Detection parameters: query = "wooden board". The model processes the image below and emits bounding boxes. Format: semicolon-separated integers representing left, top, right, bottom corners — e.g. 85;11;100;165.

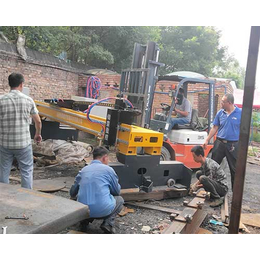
196;228;212;234
121;186;188;202
221;195;229;223
125;202;181;215
195;190;209;198
241;214;260;228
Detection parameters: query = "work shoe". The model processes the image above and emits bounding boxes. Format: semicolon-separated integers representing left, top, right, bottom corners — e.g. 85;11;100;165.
79;219;93;232
209;198;224;208
100;224;116;234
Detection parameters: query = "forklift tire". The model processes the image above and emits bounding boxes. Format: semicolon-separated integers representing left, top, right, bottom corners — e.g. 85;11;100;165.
160;146;171;161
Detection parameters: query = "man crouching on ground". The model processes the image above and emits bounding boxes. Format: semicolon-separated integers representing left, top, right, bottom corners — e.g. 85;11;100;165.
190;145;228;207
70;146;124;234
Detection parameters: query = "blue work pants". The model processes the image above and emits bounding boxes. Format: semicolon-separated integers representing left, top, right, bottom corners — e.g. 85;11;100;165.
0;145;33;189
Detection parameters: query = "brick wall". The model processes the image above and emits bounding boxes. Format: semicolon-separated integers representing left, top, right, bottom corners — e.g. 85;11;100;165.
0;51;79;100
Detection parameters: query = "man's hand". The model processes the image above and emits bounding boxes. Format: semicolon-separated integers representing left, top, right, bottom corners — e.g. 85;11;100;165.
203;140;209;150
34;134;42;144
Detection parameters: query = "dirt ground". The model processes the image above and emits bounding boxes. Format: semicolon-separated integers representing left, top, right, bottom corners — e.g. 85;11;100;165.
9;136;260;234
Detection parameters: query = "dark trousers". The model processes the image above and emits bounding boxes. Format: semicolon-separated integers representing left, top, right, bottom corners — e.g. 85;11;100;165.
211;139;238;190
196;171;228;199
102;196;124;227
81;196;124;228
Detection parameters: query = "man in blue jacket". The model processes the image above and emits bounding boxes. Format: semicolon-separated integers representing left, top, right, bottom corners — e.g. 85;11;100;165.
70;146;124;234
203;93;242;190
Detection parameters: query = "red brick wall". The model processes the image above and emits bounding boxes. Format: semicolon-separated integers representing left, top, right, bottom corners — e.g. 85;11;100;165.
0;53;79;100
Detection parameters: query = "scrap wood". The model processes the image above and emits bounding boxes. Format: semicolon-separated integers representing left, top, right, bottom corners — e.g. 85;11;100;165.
239;221;250;233
118;206;135;217
196;228;212;234
221;195;229;224
240;213;260;228
121;186;188;202
125;202;181;215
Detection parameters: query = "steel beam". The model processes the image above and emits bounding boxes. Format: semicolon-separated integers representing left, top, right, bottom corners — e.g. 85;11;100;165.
229;26;260;234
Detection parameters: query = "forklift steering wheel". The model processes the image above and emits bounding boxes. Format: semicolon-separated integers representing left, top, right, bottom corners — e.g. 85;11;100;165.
160;103;171;111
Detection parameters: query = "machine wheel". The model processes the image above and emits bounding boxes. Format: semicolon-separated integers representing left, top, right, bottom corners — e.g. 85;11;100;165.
167;178;176;187
160;146;171;161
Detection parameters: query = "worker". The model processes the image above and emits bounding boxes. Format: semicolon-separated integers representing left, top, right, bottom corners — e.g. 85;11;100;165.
203;93;242;190
0;73;42;189
190;145;228;207
169;87;192;130
70;146;124;234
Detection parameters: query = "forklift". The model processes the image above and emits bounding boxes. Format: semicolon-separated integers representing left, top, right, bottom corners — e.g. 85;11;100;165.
149;75;215;169
120;42;216;169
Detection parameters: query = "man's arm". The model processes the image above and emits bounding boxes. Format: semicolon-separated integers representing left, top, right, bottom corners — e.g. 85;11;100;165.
109;168;121;196
203;125;219;149
70;171;82;199
31;113;42;144
174;107;188;117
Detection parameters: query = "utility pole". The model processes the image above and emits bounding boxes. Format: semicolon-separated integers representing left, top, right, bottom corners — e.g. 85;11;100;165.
228;26;260;234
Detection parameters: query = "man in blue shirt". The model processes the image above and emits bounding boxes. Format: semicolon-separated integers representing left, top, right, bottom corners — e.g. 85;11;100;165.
203;93;242;190
70;146;124;234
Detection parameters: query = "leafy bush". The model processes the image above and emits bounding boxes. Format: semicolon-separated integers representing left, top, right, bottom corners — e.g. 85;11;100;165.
252;132;260;143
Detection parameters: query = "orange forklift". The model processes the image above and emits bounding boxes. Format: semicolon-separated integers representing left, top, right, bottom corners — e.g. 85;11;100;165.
149;75;216;169
119;41;215;169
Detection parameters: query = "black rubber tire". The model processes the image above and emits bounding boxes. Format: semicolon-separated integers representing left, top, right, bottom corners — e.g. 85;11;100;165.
160;146;171;161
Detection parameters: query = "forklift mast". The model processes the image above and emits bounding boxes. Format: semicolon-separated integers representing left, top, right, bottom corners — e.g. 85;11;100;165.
119;41;164;128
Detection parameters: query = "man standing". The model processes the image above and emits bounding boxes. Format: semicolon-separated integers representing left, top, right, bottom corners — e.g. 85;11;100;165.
0;73;42;189
203;93;242;190
70;146;124;234
190;145;228;207
169;87;192;129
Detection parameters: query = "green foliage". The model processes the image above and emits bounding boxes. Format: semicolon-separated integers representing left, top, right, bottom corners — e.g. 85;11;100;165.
158;26;226;76
252;112;260;127
252;132;260;143
213;54;245;89
0;26;245;81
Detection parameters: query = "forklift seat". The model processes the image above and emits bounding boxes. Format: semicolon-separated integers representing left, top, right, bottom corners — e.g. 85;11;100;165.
172;109;198;130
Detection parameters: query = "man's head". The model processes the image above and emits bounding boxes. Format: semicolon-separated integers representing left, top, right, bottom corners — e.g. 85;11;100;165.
176;87;184;105
8;73;24;90
221;93;234;110
93;146;109;165
179;88;184;95
191;145;205;163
